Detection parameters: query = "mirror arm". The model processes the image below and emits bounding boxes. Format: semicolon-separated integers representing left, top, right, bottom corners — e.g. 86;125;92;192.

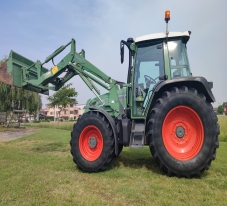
127;50;132;83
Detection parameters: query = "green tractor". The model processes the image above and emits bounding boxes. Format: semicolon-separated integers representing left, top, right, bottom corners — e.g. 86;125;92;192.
0;11;219;177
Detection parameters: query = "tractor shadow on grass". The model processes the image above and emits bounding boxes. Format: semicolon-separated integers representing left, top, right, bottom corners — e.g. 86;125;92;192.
108;148;163;175
108;148;210;178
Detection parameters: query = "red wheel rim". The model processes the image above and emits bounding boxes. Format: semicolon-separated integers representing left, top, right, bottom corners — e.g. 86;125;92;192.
162;106;204;161
79;125;103;161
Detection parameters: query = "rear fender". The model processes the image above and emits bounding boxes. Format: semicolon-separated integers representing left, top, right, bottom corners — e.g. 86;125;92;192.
153;77;215;102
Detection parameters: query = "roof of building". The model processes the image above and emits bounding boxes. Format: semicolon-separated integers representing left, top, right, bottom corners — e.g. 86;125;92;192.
134;31;190;43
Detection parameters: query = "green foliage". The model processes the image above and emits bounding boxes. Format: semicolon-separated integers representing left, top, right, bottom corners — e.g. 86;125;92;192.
217;105;224;115
26;92;42;115
0;82;42;115
47;83;77;109
218;116;227;142
33;120;41;123
0;57;42;115
39;116;54;122
47;83;77;122
60;116;69;121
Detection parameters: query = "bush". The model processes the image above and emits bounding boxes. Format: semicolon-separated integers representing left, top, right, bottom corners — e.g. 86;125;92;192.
69;117;75;122
41;119;50;122
40;116;54;122
61;116;69;121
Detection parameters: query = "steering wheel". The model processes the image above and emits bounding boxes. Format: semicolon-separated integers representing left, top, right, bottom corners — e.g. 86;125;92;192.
144;74;156;85
144;75;160;88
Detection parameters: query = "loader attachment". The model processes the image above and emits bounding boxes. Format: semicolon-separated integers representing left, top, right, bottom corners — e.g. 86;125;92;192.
0;51;49;95
0;38;115;97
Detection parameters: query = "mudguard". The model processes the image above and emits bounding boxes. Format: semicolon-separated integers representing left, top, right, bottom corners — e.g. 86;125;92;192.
84;106;119;156
154;76;215;102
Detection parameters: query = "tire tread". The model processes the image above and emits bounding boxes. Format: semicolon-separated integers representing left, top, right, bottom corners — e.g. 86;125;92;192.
147;86;219;177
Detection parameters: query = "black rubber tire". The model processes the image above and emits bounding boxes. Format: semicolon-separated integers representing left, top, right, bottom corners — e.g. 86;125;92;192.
114;143;123;157
147;86;219;177
70;139;73;156
70;111;115;172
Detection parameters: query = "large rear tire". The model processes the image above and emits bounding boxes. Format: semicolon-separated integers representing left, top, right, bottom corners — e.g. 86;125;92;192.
147;86;219;177
71;111;115;172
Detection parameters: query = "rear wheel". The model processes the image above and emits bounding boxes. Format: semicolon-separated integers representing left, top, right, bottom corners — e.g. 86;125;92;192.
71;111;114;172
147;86;219;177
162;106;204;160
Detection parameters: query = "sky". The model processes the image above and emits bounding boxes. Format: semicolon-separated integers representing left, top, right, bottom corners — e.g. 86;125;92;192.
0;0;226;108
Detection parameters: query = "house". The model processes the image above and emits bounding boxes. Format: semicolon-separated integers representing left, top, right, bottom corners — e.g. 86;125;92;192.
223;102;227;115
76;104;85;117
40;102;86;120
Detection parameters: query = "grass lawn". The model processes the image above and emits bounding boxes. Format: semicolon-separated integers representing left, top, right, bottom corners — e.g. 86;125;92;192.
26;121;75;131
0;128;227;206
218;115;227;142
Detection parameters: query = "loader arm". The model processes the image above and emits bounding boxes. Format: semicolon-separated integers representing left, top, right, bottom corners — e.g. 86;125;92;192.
0;39;121;116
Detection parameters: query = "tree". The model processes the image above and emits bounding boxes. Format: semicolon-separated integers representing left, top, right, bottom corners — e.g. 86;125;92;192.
26;92;42;120
217;105;224;115
47;83;78;123
0;82;42;116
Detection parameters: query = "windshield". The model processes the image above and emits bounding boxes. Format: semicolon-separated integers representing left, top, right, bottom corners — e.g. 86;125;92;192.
133;42;164;116
168;40;191;78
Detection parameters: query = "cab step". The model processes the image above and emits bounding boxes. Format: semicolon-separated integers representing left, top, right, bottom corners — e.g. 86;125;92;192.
129;121;145;148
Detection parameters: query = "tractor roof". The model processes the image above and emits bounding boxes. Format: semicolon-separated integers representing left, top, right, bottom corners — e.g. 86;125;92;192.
134;31;190;43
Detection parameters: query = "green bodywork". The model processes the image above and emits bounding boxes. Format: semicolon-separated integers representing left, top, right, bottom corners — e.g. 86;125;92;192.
85;37;192;119
86;87;127;117
0;36;191;120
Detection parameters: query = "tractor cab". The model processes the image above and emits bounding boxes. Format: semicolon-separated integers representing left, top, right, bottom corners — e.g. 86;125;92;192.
120;10;193;117
131;31;192;116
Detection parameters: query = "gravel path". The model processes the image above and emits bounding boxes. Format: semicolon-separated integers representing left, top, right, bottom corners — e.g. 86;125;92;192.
0;129;36;142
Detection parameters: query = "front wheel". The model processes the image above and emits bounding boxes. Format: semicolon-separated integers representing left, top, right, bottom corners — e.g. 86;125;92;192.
71;111;115;172
147;86;219;177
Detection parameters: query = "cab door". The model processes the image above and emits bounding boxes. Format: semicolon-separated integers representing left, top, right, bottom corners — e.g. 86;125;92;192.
132;42;165;117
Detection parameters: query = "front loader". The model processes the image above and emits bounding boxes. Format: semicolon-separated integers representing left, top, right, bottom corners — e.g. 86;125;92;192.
0;11;219;177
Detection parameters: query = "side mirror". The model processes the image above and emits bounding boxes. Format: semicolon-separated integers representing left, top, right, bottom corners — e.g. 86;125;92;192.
120;42;124;64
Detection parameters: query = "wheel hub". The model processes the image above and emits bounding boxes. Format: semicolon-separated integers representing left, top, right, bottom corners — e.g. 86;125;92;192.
162;106;204;160
88;136;97;148
176;126;185;138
